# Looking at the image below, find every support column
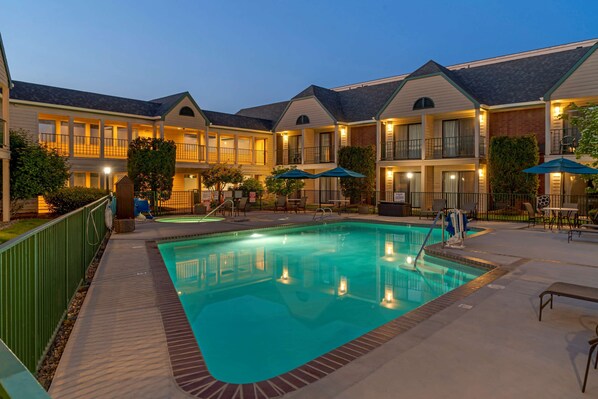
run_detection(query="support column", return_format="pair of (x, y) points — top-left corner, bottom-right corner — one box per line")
(216, 132), (221, 163)
(421, 114), (427, 160)
(2, 86), (8, 146)
(334, 125), (339, 165)
(273, 132), (277, 165)
(152, 123), (157, 138)
(375, 120), (381, 203)
(158, 121), (164, 139)
(234, 135), (239, 164)
(127, 122), (133, 142)
(99, 119), (105, 159)
(301, 129), (305, 165)
(205, 127), (210, 163)
(474, 108), (480, 158)
(251, 137), (256, 165)
(68, 116), (74, 158)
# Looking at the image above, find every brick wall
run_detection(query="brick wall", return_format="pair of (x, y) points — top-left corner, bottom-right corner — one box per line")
(349, 125), (376, 147)
(488, 107), (545, 152)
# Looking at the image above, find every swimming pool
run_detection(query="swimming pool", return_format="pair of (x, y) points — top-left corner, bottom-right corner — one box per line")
(158, 221), (483, 384)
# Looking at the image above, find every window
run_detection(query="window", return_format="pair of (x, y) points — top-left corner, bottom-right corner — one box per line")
(183, 133), (197, 145)
(296, 115), (310, 125)
(116, 127), (128, 141)
(179, 106), (195, 117)
(413, 97), (435, 110)
(89, 173), (100, 189)
(73, 122), (85, 137)
(90, 124), (100, 139)
(73, 172), (86, 187)
(442, 118), (475, 157)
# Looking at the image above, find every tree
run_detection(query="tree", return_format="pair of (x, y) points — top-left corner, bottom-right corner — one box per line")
(201, 164), (244, 202)
(127, 137), (176, 200)
(565, 103), (598, 193)
(337, 146), (376, 204)
(2, 129), (70, 214)
(237, 177), (264, 197)
(265, 166), (305, 196)
(488, 135), (539, 195)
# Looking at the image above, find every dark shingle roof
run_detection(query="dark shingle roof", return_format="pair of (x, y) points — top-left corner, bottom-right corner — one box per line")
(150, 92), (189, 116)
(337, 80), (402, 122)
(236, 101), (289, 121)
(203, 110), (272, 131)
(11, 81), (161, 116)
(452, 46), (593, 105)
(292, 85), (345, 121)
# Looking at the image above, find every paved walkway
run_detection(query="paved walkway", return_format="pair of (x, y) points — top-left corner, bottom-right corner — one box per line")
(49, 213), (598, 398)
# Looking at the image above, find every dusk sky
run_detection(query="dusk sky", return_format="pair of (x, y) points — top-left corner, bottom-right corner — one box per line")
(3, 0), (598, 114)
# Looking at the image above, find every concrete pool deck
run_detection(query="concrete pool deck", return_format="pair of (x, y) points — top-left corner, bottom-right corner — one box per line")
(48, 212), (598, 398)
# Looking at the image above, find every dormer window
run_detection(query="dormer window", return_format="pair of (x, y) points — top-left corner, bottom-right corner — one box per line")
(296, 115), (310, 125)
(413, 97), (435, 110)
(179, 106), (195, 117)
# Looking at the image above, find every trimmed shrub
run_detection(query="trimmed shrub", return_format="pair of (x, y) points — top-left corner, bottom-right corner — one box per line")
(44, 187), (106, 215)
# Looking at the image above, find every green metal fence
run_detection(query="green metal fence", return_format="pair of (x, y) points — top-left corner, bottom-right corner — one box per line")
(0, 196), (110, 381)
(0, 340), (49, 398)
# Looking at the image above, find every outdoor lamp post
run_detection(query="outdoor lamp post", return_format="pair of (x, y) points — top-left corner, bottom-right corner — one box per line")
(103, 166), (112, 192)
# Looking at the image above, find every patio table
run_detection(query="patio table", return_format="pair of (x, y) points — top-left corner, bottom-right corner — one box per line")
(543, 207), (578, 230)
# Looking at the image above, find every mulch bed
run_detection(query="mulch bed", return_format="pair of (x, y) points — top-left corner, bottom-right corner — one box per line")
(36, 234), (110, 390)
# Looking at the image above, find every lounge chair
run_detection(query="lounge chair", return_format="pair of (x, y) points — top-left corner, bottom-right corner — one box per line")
(583, 333), (598, 393)
(568, 224), (598, 243)
(274, 196), (287, 213)
(419, 199), (447, 219)
(462, 202), (477, 220)
(539, 282), (598, 321)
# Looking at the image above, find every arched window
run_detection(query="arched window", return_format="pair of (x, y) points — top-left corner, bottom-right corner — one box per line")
(179, 106), (195, 117)
(413, 97), (435, 110)
(296, 115), (310, 125)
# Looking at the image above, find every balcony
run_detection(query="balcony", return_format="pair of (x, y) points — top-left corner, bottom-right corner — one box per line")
(276, 149), (302, 165)
(303, 145), (334, 164)
(237, 148), (252, 164)
(104, 138), (128, 158)
(380, 140), (422, 161)
(425, 135), (485, 159)
(175, 143), (205, 162)
(550, 128), (580, 155)
(39, 133), (70, 155)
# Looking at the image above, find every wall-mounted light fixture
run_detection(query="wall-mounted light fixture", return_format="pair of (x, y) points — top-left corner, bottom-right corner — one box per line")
(554, 103), (562, 116)
(479, 113), (484, 124)
(387, 170), (393, 179)
(406, 172), (413, 179)
(340, 126), (347, 137)
(386, 121), (393, 134)
(478, 169), (484, 177)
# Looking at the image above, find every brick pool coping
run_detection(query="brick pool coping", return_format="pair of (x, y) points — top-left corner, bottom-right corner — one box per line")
(147, 223), (506, 399)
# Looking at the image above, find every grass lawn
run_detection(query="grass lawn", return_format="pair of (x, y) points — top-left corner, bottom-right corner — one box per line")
(0, 219), (49, 244)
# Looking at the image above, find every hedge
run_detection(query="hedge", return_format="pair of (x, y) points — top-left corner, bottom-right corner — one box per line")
(44, 187), (107, 215)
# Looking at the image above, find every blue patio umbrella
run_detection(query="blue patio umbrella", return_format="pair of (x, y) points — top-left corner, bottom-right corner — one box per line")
(315, 167), (366, 178)
(523, 157), (598, 175)
(273, 169), (317, 179)
(523, 157), (598, 201)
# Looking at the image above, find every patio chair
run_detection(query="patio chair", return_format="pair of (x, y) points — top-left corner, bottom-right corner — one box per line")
(220, 200), (233, 216)
(562, 202), (579, 227)
(274, 196), (287, 213)
(538, 282), (598, 321)
(235, 197), (249, 216)
(462, 202), (477, 220)
(583, 335), (598, 393)
(419, 199), (447, 219)
(292, 196), (308, 213)
(523, 202), (544, 228)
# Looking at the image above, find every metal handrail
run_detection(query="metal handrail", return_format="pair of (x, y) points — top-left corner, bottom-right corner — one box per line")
(201, 199), (234, 221)
(414, 210), (444, 267)
(313, 207), (333, 221)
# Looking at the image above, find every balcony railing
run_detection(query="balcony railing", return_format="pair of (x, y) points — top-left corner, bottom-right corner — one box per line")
(255, 150), (266, 165)
(381, 140), (422, 160)
(425, 135), (478, 159)
(237, 148), (253, 164)
(176, 143), (205, 162)
(73, 135), (101, 157)
(304, 145), (334, 164)
(276, 149), (302, 165)
(550, 128), (581, 155)
(39, 133), (70, 155)
(104, 138), (128, 158)
(220, 147), (235, 163)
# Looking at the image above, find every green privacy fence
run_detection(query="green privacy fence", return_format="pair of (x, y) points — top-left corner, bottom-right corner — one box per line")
(0, 196), (110, 379)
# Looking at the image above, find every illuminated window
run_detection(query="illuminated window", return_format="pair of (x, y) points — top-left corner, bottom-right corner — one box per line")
(413, 97), (435, 110)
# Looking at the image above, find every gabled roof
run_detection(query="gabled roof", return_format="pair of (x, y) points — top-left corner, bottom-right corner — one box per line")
(292, 84), (346, 121)
(11, 81), (161, 116)
(203, 110), (272, 131)
(236, 101), (289, 121)
(0, 33), (12, 87)
(452, 45), (593, 105)
(150, 92), (189, 116)
(337, 80), (402, 122)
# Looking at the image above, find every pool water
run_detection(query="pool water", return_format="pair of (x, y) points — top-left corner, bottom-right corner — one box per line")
(158, 221), (483, 383)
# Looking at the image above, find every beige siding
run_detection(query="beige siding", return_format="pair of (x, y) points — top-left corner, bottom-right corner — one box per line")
(0, 49), (7, 87)
(276, 98), (334, 132)
(381, 75), (475, 119)
(163, 97), (206, 129)
(552, 49), (598, 100)
(9, 104), (38, 138)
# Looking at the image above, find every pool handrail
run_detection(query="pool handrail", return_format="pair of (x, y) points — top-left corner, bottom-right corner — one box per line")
(202, 199), (234, 221)
(414, 210), (444, 267)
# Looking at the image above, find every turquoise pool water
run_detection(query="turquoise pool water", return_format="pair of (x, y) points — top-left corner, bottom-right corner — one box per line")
(158, 221), (483, 384)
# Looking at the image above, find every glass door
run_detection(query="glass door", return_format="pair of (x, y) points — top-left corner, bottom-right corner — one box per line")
(319, 132), (332, 163)
(442, 171), (474, 208)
